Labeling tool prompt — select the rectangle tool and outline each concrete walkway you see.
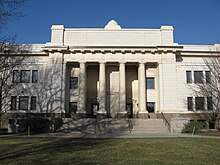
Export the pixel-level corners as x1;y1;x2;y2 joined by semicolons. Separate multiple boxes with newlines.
2;132;220;139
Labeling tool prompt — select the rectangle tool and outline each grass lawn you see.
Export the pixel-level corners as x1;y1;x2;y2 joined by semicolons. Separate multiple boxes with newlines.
0;137;219;165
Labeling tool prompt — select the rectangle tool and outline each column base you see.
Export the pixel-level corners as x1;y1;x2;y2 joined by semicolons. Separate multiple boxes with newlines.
137;111;149;119
117;111;128;118
76;111;87;118
97;111;107;118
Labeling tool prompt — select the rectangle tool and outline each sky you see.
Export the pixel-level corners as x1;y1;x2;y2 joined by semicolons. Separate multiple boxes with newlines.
3;0;220;45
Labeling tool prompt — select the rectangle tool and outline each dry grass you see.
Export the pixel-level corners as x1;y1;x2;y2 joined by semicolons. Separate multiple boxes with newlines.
0;137;219;165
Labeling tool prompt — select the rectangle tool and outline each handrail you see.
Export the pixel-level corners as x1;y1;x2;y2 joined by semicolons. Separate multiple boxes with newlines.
161;112;171;132
128;118;133;133
127;114;133;133
95;116;99;134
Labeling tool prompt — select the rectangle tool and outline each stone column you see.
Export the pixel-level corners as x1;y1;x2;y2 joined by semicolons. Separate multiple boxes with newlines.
138;62;147;115
78;62;86;116
98;62;106;114
119;62;127;115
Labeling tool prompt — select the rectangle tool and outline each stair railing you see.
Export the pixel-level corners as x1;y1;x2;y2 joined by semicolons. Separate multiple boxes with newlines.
95;115;99;134
161;112;171;132
127;114;133;133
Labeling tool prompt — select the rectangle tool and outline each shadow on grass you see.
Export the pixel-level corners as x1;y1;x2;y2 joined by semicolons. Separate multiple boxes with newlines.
0;137;112;164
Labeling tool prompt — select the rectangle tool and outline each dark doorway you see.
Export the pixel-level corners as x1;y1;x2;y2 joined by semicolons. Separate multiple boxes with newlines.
209;121;215;129
147;102;155;113
126;103;133;118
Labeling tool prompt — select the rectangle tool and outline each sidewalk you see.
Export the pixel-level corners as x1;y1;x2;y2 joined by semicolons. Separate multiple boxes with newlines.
2;132;220;139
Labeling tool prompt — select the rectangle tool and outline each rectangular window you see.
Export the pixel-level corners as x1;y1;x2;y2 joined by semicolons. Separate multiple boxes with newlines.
70;77;78;89
207;97;213;110
194;71;203;84
195;97;205;111
187;97;193;111
30;96;37;110
19;96;29;110
12;70;20;83
205;71;211;84
20;70;30;83
8;119;15;124
69;102;77;113
32;70;38;83
146;77;155;89
147;102;155;113
11;96;17;110
186;71;192;83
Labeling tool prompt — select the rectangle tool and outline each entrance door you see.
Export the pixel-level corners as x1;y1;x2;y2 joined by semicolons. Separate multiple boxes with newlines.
91;103;99;118
126;103;133;118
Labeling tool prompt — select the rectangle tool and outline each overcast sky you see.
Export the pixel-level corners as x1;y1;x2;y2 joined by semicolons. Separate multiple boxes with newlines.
4;0;220;45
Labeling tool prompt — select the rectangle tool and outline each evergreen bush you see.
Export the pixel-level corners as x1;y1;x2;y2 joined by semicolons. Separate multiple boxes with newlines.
182;120;206;133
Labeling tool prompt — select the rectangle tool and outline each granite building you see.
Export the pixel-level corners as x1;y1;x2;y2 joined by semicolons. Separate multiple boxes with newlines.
1;20;220;130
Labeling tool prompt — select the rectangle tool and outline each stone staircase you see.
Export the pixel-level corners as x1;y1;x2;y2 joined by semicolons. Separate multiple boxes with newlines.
130;119;169;133
57;118;169;134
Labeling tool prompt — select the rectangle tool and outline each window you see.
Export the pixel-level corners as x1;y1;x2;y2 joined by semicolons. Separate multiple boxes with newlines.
70;77;78;89
13;70;38;83
30;96;37;110
32;70;38;83
147;102;155;113
187;97;193;111
207;97;213;110
8;119;15;124
20;70;30;83
195;97;205;111
12;70;20;83
19;96;29;110
205;71;211;84
146;77;155;89
194;71;203;84
11;96;17;110
186;71;192;83
69;102;77;113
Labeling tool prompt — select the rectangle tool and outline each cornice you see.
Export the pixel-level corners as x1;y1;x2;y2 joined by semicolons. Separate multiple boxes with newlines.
0;52;48;56
45;45;183;54
42;45;69;52
178;50;220;56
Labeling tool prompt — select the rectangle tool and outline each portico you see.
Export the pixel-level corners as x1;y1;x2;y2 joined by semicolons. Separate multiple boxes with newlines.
42;20;181;118
66;60;154;118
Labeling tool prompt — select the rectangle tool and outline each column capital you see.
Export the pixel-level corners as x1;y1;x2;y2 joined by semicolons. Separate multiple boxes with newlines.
119;60;126;64
78;60;86;64
139;61;146;65
99;60;106;64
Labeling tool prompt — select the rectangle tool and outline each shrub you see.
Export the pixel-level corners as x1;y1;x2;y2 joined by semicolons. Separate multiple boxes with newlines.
18;116;50;134
182;120;206;133
0;128;8;134
50;118;63;132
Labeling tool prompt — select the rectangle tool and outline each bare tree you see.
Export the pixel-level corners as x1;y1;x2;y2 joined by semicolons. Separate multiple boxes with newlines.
0;0;27;127
0;0;26;30
191;48;220;129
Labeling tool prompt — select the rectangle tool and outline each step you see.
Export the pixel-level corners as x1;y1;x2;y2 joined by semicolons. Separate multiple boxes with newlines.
58;118;169;134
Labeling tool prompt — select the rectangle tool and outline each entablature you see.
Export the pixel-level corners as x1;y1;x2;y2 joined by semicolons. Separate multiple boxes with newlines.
42;45;183;54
